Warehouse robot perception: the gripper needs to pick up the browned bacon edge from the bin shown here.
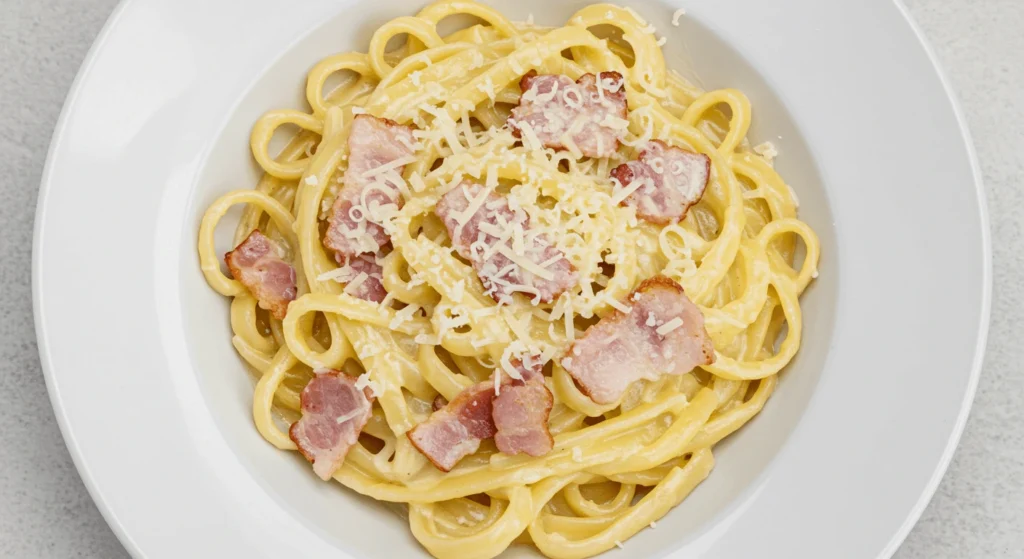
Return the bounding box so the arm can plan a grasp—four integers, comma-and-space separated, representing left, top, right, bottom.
409, 369, 554, 471
225, 229, 297, 321
566, 275, 715, 404
508, 70, 627, 145
609, 140, 711, 225
289, 371, 375, 480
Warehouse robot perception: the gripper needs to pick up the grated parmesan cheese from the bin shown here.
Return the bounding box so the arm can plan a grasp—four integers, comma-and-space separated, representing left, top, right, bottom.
610, 178, 646, 205
656, 317, 684, 336
518, 120, 543, 151
476, 76, 496, 101
361, 155, 419, 179
561, 132, 583, 159
389, 304, 421, 330
354, 371, 382, 398
606, 297, 632, 314
317, 267, 351, 283
753, 141, 778, 165
334, 406, 365, 425
450, 279, 466, 303
671, 8, 686, 26
509, 56, 524, 75
414, 334, 440, 345
304, 175, 319, 186
342, 272, 369, 295
495, 245, 555, 280
599, 114, 630, 130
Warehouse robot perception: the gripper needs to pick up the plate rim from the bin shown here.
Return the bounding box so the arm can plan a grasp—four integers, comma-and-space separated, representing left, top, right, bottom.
31, 0, 992, 557
32, 0, 144, 554
878, 0, 991, 555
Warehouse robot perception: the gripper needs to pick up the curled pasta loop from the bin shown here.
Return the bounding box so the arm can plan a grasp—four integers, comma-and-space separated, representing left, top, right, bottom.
250, 110, 324, 179
702, 281, 802, 381
252, 346, 299, 450
283, 292, 429, 367
281, 306, 354, 371
418, 345, 474, 400
230, 294, 276, 354
564, 482, 636, 517
381, 249, 441, 305
568, 5, 666, 96
197, 190, 297, 296
305, 53, 374, 117
415, 0, 519, 40
682, 89, 752, 154
529, 449, 714, 559
684, 376, 777, 453
701, 243, 771, 338
368, 17, 446, 79
411, 487, 531, 559
756, 218, 821, 295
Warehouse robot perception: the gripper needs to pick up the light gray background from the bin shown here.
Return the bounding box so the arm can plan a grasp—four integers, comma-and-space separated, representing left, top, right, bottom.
1, 0, 1020, 557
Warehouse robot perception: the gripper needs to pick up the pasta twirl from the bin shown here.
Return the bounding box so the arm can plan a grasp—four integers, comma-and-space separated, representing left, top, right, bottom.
197, 2, 821, 557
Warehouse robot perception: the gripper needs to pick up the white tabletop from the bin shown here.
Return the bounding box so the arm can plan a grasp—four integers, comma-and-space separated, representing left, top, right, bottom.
2, 0, 1020, 557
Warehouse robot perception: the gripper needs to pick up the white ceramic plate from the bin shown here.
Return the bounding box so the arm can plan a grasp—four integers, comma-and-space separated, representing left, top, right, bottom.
33, 0, 989, 557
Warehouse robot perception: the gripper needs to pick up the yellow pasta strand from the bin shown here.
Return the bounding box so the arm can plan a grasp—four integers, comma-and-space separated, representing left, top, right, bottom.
195, 2, 823, 557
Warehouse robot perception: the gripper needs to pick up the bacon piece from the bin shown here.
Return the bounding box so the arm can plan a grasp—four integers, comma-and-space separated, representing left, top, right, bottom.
410, 359, 555, 469
289, 371, 375, 480
508, 71, 627, 158
335, 253, 388, 303
562, 276, 715, 405
435, 181, 578, 304
493, 378, 553, 457
508, 356, 544, 382
407, 382, 497, 472
225, 229, 297, 320
324, 115, 416, 258
610, 140, 711, 224
432, 395, 447, 411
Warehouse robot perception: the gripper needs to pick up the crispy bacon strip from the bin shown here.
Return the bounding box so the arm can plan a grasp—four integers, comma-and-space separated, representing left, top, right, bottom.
432, 395, 447, 412
493, 377, 553, 457
435, 181, 578, 304
335, 253, 388, 303
562, 276, 715, 405
410, 357, 554, 469
508, 71, 627, 158
225, 229, 297, 320
407, 383, 497, 472
324, 114, 415, 258
610, 140, 711, 224
289, 371, 375, 481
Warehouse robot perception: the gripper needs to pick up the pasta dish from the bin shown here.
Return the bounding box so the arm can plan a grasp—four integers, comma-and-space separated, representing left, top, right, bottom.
197, 1, 821, 557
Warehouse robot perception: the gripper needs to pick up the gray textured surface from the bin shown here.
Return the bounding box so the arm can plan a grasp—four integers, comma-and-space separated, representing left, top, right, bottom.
1, 0, 1019, 557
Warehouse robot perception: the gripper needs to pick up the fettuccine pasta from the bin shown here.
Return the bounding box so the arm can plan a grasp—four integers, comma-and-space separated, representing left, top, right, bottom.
197, 2, 821, 557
